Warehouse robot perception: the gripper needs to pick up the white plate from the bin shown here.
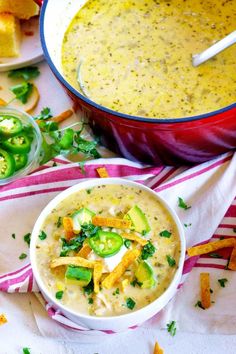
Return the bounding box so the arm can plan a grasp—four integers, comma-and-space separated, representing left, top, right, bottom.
0, 16, 44, 72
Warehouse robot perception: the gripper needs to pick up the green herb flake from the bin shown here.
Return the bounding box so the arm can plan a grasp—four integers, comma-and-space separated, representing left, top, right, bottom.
130, 279, 142, 287
10, 82, 33, 104
19, 253, 27, 260
22, 348, 31, 354
83, 281, 94, 296
194, 300, 205, 310
178, 197, 191, 210
141, 241, 156, 260
167, 320, 177, 336
141, 230, 148, 236
159, 230, 172, 238
209, 253, 222, 259
184, 223, 192, 228
56, 217, 62, 228
126, 297, 136, 310
86, 189, 92, 194
34, 107, 52, 121
218, 278, 228, 288
88, 297, 93, 304
210, 288, 214, 294
23, 233, 31, 246
124, 239, 132, 248
39, 230, 47, 241
113, 288, 120, 295
52, 161, 57, 167
166, 255, 176, 267
11, 233, 16, 239
8, 66, 40, 80
55, 291, 64, 300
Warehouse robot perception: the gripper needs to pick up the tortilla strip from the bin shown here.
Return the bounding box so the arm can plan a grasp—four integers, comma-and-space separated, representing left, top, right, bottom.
63, 217, 74, 240
51, 256, 96, 269
0, 314, 7, 326
94, 261, 103, 293
50, 109, 73, 123
102, 249, 140, 289
153, 341, 164, 354
200, 272, 211, 309
187, 238, 236, 257
228, 245, 236, 270
25, 85, 40, 113
77, 243, 91, 258
92, 215, 131, 229
122, 232, 148, 246
96, 167, 109, 178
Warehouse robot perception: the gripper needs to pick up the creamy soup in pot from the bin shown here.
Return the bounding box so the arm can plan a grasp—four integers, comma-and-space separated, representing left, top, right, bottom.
61, 0, 236, 119
36, 184, 180, 317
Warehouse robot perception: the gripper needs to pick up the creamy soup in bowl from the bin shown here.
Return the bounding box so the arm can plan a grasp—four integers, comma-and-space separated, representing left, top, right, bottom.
31, 178, 185, 331
61, 0, 236, 119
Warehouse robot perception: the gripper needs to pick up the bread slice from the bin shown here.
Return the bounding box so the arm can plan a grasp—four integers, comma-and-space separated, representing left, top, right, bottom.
0, 13, 21, 57
0, 0, 39, 20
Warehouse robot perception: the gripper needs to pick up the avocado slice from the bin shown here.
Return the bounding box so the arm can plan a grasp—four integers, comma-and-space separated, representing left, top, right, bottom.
71, 208, 95, 234
125, 205, 150, 233
65, 265, 92, 287
135, 260, 156, 289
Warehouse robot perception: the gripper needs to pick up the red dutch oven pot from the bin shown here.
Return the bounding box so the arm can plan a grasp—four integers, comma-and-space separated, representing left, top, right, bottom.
37, 0, 236, 166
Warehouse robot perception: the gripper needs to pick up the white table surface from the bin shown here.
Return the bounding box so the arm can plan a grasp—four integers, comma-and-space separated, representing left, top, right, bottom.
0, 61, 236, 354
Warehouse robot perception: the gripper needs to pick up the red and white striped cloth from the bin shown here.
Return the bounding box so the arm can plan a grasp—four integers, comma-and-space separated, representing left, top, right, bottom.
0, 152, 236, 337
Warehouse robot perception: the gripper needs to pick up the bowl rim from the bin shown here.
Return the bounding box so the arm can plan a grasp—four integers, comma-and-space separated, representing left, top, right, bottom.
0, 106, 42, 185
40, 0, 236, 125
30, 177, 186, 323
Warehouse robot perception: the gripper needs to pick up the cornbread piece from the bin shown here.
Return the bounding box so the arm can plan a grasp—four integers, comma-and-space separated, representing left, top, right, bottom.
0, 13, 20, 57
0, 0, 39, 20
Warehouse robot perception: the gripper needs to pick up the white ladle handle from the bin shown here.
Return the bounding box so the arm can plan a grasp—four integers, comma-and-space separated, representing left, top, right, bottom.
192, 30, 236, 67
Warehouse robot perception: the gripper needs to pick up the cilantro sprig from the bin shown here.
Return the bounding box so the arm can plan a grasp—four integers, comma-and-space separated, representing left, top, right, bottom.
167, 320, 177, 336
178, 197, 191, 210
10, 82, 33, 104
8, 66, 40, 81
141, 241, 156, 260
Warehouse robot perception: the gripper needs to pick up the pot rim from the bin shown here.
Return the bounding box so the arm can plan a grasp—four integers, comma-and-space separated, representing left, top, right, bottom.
40, 0, 236, 124
30, 178, 186, 324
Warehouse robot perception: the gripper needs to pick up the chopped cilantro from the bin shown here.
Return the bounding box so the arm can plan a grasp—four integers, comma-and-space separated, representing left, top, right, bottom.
11, 233, 16, 239
126, 297, 136, 310
124, 239, 132, 248
83, 281, 94, 295
80, 224, 101, 238
52, 161, 57, 167
159, 230, 172, 238
218, 278, 228, 288
88, 297, 93, 304
194, 300, 205, 310
8, 66, 40, 80
113, 288, 120, 295
184, 223, 192, 228
167, 320, 177, 336
166, 255, 176, 267
55, 291, 64, 300
75, 135, 101, 159
210, 288, 213, 294
34, 107, 52, 121
22, 348, 31, 354
141, 230, 148, 236
86, 189, 92, 194
19, 253, 27, 260
60, 237, 85, 257
209, 253, 222, 258
23, 233, 31, 246
141, 241, 156, 260
38, 120, 59, 133
10, 82, 33, 104
130, 279, 142, 287
38, 230, 47, 240
178, 197, 191, 210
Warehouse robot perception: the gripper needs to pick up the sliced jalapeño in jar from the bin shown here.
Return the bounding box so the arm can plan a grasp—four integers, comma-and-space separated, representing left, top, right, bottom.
0, 116, 23, 137
2, 132, 31, 153
88, 230, 123, 258
0, 148, 15, 179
